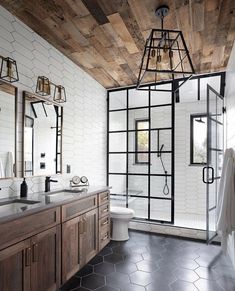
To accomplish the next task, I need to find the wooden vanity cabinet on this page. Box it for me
[30,225,61,291]
[0,225,61,291]
[0,239,31,291]
[62,204,99,284]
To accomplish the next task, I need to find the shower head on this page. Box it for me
[195,117,205,124]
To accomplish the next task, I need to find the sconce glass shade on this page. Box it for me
[0,57,19,83]
[53,85,66,103]
[36,76,51,96]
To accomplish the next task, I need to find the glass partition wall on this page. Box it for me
[107,72,225,228]
[108,83,174,224]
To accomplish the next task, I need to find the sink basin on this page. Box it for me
[45,192,75,203]
[0,199,41,214]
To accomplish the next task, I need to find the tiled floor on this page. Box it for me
[61,231,235,291]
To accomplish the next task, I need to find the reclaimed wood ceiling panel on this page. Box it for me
[1,0,235,88]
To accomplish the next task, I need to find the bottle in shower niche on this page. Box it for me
[20,178,28,198]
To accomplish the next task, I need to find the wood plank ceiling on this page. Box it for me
[0,0,235,88]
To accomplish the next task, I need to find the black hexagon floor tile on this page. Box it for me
[81,273,105,290]
[173,268,199,283]
[129,270,153,286]
[120,283,146,291]
[96,286,119,291]
[94,262,115,275]
[60,231,233,291]
[76,264,93,278]
[194,278,224,291]
[88,255,103,265]
[104,253,123,264]
[170,279,198,291]
[123,252,143,263]
[136,260,159,272]
[115,261,137,274]
[106,271,130,288]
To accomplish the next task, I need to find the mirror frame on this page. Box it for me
[22,91,63,177]
[0,80,18,179]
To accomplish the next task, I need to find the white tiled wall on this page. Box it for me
[0,5,107,196]
[225,42,235,268]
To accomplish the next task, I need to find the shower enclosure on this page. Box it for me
[107,72,225,230]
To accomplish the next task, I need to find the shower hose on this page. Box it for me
[159,152,170,195]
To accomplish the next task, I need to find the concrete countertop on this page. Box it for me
[0,186,111,224]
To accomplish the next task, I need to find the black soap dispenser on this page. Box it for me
[20,178,28,198]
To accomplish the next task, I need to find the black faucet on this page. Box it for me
[45,176,58,192]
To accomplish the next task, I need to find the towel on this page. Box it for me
[0,159,4,178]
[217,148,235,252]
[5,151,13,177]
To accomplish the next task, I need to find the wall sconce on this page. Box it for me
[0,56,19,83]
[36,76,51,96]
[54,85,66,103]
[35,76,66,103]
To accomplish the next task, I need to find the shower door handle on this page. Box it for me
[202,166,214,184]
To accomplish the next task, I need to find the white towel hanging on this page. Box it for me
[217,148,235,252]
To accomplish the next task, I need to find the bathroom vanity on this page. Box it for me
[0,187,110,291]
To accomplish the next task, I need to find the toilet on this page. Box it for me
[110,206,134,241]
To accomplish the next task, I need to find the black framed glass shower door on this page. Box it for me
[204,84,224,243]
[107,83,174,224]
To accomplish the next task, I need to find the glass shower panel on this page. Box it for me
[128,108,149,130]
[109,90,126,110]
[151,106,172,128]
[150,199,171,221]
[109,111,126,131]
[109,174,127,207]
[128,154,148,174]
[128,175,148,197]
[179,78,198,102]
[151,129,171,152]
[109,154,126,173]
[150,83,172,105]
[129,88,148,108]
[129,197,148,219]
[150,176,172,198]
[150,153,171,175]
[200,76,221,100]
[109,132,126,152]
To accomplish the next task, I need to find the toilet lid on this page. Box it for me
[110,206,134,216]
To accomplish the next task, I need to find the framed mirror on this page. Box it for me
[23,91,63,177]
[0,81,17,179]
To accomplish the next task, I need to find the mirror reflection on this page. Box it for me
[23,92,63,177]
[0,82,17,179]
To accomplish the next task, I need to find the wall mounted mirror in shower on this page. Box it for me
[22,91,63,177]
[0,81,17,179]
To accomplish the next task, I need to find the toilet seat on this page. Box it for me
[110,206,134,219]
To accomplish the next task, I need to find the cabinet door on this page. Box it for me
[62,215,83,284]
[83,208,98,264]
[0,239,31,291]
[31,226,61,291]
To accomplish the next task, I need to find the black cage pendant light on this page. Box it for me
[137,5,195,92]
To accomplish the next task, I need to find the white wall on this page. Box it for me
[0,6,107,197]
[225,42,235,268]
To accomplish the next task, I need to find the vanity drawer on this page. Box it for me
[98,191,110,206]
[62,195,97,222]
[99,215,110,234]
[99,203,109,218]
[99,226,110,250]
[0,207,60,250]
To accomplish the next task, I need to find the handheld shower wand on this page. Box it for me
[159,144,169,195]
